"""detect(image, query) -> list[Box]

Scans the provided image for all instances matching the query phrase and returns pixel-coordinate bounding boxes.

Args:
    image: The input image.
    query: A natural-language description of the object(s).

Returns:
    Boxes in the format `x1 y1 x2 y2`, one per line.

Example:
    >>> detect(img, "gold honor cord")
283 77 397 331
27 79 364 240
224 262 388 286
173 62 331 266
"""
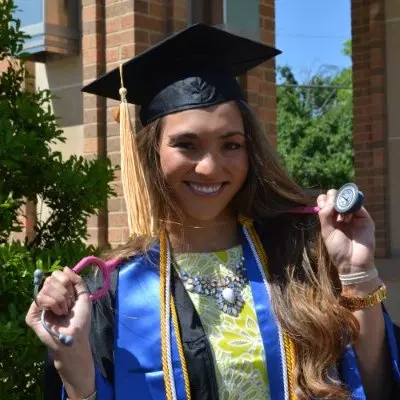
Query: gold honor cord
171 297 192 400
160 230 174 400
283 333 296 400
160 230 191 400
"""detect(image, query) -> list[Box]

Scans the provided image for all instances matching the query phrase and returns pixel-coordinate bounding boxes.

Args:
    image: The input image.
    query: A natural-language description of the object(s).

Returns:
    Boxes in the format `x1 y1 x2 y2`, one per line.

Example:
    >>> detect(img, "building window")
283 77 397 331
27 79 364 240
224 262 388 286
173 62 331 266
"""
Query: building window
14 0 80 62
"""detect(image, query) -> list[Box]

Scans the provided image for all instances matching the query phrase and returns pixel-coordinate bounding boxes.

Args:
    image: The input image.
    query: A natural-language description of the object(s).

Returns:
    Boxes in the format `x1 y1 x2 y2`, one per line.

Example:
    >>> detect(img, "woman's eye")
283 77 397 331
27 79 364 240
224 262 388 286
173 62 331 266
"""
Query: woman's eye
223 142 242 151
174 142 196 150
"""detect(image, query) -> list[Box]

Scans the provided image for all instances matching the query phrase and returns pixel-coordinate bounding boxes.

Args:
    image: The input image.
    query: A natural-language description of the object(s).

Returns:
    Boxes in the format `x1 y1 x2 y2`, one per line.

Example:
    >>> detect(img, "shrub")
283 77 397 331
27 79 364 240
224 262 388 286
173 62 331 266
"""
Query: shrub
0 242 100 399
0 1 115 398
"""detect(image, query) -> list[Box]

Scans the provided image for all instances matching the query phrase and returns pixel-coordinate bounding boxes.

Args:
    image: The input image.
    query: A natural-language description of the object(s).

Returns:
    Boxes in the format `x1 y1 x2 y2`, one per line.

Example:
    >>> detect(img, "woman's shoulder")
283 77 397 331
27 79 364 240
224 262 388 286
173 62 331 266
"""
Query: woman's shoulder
103 236 159 262
118 241 160 271
82 239 159 296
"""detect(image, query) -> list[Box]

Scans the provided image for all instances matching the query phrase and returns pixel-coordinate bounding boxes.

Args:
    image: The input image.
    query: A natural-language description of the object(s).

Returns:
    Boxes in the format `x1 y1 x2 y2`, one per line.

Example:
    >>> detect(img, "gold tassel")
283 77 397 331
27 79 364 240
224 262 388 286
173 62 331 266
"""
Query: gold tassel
118 65 154 237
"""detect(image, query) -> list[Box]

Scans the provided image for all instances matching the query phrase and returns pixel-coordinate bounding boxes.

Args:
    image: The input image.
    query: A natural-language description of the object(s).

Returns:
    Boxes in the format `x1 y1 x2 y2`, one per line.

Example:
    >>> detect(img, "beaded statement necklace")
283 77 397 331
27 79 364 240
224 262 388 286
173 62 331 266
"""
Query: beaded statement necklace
177 255 247 317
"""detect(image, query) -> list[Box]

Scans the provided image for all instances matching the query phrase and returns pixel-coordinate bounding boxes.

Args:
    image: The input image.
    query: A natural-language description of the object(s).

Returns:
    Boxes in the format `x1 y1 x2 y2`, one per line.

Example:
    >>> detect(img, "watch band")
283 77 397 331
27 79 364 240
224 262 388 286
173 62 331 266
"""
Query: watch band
339 284 387 311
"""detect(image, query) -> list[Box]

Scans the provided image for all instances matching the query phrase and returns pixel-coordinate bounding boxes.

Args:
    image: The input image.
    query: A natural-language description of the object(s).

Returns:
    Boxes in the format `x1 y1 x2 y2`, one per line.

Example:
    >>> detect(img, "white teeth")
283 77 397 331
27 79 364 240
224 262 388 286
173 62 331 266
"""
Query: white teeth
189 183 222 194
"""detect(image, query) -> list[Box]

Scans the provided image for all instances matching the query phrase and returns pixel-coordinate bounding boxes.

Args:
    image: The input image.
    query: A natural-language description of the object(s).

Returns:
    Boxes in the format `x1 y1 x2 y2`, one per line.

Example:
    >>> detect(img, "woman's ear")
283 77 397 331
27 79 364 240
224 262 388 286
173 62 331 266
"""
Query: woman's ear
113 106 120 123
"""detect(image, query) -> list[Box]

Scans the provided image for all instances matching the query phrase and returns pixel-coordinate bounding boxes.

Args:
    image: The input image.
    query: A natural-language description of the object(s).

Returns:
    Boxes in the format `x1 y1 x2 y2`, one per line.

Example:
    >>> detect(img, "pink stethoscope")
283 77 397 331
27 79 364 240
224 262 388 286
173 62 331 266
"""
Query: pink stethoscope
34 183 363 345
33 257 121 345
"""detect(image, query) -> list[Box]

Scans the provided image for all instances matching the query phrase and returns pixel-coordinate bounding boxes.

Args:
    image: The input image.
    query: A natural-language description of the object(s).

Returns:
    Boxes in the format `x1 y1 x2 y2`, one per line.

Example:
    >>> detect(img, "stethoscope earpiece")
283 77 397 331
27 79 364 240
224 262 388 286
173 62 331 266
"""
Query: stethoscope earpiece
58 333 74 346
33 269 43 307
40 309 74 345
33 269 44 285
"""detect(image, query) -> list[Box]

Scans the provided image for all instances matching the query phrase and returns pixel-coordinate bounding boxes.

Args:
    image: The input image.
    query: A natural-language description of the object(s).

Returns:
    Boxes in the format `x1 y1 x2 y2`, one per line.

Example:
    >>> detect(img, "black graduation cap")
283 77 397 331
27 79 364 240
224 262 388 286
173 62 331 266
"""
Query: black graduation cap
82 23 281 126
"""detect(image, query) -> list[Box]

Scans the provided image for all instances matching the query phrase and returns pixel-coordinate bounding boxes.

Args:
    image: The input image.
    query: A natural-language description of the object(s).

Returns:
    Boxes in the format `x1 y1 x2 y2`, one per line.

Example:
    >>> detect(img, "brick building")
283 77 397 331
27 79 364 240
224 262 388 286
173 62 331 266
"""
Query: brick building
14 0 400 320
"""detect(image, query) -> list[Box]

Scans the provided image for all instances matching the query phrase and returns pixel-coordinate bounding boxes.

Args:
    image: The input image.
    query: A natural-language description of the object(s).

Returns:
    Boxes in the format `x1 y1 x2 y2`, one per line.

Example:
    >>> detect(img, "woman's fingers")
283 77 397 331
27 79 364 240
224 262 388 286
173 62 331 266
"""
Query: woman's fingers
317 189 337 236
35 292 66 316
35 269 80 315
53 270 77 310
63 267 88 294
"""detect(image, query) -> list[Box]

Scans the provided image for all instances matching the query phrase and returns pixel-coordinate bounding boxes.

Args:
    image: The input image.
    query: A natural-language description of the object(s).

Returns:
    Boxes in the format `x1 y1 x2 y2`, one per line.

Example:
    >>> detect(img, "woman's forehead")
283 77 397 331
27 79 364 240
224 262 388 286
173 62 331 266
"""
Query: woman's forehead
161 102 244 135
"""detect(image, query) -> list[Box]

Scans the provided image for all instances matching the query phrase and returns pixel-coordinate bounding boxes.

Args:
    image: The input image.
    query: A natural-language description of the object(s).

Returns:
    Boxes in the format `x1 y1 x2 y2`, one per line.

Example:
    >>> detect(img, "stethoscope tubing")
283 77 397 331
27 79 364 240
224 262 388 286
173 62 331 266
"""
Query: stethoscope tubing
33 183 363 345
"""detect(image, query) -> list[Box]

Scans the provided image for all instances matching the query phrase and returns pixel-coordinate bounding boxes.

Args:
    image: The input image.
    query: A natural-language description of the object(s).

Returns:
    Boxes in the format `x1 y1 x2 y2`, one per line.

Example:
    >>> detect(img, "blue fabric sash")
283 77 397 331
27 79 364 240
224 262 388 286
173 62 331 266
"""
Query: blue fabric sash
240 228 288 400
114 245 187 400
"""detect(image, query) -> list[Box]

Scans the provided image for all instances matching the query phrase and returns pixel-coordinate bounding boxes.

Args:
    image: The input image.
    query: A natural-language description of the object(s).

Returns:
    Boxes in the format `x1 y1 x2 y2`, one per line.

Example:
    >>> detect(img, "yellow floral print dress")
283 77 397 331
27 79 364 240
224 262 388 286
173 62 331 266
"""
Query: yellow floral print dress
174 246 270 400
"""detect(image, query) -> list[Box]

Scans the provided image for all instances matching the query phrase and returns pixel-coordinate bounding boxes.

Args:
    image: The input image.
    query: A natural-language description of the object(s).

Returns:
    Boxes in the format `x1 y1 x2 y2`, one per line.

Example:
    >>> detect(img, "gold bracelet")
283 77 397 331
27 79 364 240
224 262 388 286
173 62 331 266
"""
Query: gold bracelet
339 284 387 311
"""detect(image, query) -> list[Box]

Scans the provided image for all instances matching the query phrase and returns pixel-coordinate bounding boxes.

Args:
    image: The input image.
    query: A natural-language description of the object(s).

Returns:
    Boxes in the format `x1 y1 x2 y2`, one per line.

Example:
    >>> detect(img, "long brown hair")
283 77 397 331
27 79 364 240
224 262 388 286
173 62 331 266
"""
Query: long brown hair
107 100 359 399
236 101 359 399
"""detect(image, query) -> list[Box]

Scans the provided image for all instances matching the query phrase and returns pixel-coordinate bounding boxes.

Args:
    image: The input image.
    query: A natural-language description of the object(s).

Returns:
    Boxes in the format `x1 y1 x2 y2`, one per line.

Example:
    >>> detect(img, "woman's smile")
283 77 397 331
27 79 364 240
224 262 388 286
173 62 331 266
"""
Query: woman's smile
185 181 227 196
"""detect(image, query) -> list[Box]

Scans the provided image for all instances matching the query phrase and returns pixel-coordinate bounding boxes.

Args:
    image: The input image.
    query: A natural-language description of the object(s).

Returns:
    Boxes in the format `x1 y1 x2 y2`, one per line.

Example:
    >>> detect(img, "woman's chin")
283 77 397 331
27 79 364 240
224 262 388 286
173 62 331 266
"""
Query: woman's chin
181 207 235 224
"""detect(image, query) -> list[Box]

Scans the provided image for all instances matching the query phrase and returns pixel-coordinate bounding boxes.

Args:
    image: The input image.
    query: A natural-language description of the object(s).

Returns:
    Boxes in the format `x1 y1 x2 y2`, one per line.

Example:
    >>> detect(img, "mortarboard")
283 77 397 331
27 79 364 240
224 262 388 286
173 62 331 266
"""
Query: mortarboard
81 24 281 238
82 23 281 126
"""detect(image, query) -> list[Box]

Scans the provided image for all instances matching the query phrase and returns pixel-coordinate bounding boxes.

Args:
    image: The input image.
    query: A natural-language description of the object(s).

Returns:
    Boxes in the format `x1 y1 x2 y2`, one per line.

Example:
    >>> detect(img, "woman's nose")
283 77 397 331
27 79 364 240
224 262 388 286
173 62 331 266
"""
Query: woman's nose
194 152 222 176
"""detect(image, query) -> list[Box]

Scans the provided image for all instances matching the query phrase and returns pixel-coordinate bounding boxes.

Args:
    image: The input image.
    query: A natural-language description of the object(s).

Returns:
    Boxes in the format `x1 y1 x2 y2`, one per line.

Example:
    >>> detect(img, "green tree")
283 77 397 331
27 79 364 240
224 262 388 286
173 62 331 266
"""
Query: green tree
0 0 115 247
0 1 115 398
277 42 353 190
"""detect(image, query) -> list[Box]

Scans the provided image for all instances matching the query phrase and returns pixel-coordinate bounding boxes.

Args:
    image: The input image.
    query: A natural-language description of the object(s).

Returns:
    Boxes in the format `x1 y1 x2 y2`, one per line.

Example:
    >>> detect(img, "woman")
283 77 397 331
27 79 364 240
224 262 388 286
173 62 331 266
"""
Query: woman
26 24 399 400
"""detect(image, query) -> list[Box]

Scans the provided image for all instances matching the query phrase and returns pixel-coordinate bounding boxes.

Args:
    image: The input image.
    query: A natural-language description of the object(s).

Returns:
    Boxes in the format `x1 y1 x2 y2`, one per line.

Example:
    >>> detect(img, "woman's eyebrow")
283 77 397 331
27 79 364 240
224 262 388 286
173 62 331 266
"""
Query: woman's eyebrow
168 131 245 141
168 132 199 141
219 131 245 139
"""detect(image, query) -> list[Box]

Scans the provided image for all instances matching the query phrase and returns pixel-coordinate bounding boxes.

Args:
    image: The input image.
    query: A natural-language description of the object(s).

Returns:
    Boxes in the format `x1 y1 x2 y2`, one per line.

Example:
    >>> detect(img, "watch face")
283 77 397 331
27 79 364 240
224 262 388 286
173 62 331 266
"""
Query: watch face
335 183 360 213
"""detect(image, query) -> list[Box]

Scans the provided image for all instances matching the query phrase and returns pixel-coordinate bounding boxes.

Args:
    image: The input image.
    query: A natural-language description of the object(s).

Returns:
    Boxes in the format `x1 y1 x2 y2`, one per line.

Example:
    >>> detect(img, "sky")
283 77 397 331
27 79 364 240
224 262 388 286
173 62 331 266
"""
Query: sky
275 0 351 82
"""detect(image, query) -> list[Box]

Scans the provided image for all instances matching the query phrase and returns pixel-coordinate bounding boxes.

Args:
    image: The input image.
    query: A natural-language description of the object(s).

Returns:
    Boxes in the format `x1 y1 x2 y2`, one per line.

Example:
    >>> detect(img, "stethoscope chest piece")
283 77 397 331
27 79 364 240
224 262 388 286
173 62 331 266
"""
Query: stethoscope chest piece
334 183 364 214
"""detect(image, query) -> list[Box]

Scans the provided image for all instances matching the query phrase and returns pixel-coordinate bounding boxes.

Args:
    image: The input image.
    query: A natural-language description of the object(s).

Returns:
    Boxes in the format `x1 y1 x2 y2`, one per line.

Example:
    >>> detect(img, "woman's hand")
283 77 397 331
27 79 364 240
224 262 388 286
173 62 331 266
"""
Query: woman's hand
317 189 375 274
26 267 92 353
26 267 96 399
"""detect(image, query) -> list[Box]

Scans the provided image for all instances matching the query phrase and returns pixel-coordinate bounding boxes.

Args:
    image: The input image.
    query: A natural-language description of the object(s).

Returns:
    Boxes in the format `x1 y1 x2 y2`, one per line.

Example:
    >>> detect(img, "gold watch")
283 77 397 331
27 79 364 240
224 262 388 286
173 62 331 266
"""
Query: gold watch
339 284 387 311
